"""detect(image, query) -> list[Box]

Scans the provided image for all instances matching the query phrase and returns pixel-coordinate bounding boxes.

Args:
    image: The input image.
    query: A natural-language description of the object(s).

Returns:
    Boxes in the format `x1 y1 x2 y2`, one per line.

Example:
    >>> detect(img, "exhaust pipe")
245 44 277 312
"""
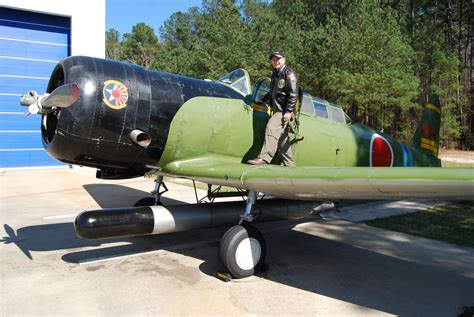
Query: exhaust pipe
75 199 334 240
130 129 152 147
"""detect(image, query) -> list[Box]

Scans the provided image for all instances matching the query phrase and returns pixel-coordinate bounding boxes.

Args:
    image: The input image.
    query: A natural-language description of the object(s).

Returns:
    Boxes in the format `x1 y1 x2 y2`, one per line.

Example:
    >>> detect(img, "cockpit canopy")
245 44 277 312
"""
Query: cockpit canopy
216 68 251 96
301 94 353 124
216 68 352 124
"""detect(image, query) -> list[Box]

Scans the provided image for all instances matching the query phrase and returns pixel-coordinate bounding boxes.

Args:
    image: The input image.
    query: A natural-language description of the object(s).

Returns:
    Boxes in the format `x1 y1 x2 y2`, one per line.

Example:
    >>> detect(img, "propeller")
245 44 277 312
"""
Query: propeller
20 83 81 115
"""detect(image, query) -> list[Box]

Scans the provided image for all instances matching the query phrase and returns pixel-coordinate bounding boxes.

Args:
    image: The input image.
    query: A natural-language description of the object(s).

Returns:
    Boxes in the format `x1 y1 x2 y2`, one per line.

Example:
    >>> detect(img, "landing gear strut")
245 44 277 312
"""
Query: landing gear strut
218 190 267 278
133 175 168 207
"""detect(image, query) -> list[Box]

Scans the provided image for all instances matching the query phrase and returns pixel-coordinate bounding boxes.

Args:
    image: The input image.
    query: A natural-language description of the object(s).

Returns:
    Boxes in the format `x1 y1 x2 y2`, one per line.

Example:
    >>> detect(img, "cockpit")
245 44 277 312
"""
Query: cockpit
216 68 352 125
216 69 252 96
300 94 352 124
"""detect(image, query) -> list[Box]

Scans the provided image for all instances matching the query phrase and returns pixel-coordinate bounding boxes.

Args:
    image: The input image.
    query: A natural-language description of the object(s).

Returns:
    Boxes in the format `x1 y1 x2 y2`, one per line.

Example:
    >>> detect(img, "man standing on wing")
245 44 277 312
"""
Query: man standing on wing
247 51 298 166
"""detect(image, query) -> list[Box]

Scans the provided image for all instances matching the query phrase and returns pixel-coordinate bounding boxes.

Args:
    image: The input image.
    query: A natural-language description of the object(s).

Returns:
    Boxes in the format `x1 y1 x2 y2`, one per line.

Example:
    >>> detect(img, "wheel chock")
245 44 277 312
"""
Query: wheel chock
215 272 232 282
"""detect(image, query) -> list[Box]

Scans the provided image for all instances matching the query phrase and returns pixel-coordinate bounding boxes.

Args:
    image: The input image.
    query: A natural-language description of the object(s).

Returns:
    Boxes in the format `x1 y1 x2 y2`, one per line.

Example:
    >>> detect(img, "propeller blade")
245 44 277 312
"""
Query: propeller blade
42 83 81 109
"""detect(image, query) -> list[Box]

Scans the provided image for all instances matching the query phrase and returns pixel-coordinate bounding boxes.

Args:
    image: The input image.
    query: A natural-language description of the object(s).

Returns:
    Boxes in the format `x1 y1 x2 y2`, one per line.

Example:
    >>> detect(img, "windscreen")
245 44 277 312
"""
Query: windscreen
217 69 251 96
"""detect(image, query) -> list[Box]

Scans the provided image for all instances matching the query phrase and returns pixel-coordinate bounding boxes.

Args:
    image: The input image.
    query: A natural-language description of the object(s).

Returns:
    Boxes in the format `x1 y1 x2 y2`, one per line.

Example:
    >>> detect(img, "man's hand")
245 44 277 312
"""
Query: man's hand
283 111 292 123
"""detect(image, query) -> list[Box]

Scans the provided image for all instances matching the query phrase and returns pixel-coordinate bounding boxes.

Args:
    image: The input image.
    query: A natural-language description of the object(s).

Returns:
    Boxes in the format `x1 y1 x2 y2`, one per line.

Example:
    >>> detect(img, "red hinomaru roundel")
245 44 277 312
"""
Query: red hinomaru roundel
370 134 394 167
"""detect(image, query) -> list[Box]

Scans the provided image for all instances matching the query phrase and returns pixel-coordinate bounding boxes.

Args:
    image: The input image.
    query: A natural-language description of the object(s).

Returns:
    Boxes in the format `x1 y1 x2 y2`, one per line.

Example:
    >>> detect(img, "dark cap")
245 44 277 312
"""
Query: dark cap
269 51 285 59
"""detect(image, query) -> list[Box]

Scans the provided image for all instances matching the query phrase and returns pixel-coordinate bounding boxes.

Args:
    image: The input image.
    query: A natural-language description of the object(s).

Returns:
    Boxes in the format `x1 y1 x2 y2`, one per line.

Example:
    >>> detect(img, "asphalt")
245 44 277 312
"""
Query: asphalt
1 167 473 316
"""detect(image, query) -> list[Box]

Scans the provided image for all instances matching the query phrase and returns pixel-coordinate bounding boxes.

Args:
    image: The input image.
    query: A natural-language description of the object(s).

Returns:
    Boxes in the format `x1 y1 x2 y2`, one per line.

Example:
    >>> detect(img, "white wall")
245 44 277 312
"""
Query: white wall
1 0 105 57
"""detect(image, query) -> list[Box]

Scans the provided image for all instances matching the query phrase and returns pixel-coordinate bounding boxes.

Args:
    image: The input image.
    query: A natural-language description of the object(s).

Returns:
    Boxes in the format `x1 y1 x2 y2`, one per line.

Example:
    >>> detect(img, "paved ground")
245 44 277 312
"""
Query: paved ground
1 167 473 316
321 200 450 222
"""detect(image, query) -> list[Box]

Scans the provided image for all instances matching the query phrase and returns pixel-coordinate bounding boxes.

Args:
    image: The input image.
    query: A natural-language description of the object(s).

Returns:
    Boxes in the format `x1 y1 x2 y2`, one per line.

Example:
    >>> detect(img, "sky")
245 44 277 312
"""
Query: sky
106 0 202 37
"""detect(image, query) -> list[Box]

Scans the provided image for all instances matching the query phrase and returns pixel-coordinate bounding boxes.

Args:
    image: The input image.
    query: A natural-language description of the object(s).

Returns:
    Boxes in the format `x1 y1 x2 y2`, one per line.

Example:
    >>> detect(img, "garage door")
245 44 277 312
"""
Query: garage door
0 7 70 168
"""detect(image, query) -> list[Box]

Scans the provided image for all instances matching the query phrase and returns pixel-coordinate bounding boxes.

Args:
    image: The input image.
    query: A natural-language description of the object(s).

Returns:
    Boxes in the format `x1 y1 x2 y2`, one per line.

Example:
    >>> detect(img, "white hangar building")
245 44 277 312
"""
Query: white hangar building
0 0 105 168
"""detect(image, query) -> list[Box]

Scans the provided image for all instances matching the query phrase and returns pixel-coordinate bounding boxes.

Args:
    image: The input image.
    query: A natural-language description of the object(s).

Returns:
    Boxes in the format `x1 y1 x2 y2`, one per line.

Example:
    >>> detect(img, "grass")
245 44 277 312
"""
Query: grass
365 201 474 248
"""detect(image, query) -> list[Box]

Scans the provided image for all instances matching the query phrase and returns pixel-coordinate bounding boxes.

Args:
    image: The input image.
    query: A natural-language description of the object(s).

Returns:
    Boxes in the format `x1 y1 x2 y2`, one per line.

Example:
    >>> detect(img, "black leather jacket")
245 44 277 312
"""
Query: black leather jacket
262 65 298 113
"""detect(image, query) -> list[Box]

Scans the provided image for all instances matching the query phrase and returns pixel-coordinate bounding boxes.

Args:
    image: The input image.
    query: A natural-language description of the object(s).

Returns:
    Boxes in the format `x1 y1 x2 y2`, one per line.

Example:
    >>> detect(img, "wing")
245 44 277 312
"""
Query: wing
160 154 473 200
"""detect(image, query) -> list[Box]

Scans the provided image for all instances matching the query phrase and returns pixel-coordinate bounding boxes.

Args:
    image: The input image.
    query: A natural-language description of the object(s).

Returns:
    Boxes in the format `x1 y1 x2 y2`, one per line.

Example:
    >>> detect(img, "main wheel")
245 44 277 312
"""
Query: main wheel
218 224 266 278
133 197 162 207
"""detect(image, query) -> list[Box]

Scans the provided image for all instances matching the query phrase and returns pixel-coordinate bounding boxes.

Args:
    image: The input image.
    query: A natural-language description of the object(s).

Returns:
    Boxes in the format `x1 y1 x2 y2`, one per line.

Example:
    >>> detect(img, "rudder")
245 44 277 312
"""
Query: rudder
411 94 442 157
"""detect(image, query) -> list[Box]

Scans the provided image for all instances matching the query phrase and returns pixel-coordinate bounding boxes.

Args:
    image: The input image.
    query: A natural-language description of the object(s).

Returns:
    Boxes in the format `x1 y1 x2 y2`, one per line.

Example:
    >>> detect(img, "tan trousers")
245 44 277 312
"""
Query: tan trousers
259 111 295 166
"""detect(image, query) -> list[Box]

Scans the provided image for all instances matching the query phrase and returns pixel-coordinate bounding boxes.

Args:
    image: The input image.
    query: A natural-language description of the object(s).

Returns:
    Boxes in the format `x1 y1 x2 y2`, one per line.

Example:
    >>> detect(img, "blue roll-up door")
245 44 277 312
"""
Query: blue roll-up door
0 7 70 168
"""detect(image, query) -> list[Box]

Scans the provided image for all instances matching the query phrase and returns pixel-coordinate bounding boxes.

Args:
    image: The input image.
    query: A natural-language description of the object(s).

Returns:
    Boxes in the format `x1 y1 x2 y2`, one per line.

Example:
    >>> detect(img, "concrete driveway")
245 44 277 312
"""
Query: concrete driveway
1 167 473 316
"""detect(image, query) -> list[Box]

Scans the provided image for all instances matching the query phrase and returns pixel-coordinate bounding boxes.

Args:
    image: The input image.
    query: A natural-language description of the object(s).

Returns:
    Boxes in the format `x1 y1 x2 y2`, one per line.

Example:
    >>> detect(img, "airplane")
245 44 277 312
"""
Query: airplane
20 55 473 279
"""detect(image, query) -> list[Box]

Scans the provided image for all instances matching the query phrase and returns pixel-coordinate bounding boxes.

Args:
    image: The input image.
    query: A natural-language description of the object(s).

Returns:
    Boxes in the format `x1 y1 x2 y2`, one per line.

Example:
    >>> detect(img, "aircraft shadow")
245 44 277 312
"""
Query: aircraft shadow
0 219 222 262
60 218 473 316
1 223 118 260
1 184 190 260
3 213 472 315
199 222 474 316
82 183 185 208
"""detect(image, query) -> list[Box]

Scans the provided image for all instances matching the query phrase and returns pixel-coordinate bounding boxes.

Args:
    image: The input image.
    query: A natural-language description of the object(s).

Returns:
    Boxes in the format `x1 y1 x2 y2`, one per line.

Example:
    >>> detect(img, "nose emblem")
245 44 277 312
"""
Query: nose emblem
103 80 128 110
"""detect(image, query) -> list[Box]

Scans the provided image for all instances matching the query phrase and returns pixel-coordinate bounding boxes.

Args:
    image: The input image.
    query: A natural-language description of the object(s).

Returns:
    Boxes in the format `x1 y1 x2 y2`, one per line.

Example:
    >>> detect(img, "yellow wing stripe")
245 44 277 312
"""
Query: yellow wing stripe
426 103 441 114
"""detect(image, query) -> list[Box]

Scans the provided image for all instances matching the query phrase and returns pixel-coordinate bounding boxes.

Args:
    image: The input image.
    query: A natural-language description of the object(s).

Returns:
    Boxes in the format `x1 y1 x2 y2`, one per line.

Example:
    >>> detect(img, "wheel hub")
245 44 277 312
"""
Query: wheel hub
235 237 261 270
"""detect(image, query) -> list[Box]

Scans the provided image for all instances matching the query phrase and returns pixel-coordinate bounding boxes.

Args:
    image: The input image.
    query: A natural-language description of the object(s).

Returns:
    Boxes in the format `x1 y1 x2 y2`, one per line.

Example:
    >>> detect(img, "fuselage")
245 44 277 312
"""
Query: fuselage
39 56 440 178
157 96 441 170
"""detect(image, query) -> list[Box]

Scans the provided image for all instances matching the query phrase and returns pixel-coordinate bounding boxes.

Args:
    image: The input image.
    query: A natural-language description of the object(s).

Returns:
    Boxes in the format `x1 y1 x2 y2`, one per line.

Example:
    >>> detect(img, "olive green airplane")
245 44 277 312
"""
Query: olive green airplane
21 56 473 278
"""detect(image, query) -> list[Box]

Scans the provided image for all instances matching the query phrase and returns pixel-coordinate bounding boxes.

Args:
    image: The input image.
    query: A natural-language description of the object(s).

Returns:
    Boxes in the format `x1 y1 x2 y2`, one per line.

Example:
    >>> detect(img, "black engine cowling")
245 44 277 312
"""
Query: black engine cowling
42 56 242 179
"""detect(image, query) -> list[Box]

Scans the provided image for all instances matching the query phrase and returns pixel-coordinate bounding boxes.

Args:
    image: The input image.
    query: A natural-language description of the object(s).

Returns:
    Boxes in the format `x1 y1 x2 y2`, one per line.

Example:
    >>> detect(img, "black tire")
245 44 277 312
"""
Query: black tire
218 224 266 278
133 197 162 207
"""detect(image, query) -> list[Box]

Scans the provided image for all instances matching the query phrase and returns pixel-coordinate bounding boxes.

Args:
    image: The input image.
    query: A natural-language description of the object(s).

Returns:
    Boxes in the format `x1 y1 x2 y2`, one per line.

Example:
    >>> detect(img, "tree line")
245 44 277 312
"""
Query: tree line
106 0 472 149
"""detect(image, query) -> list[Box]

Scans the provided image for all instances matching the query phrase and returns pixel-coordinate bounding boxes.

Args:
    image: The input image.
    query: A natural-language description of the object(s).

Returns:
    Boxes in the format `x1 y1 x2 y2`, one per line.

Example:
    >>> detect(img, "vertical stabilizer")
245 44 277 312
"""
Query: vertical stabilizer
411 94 442 157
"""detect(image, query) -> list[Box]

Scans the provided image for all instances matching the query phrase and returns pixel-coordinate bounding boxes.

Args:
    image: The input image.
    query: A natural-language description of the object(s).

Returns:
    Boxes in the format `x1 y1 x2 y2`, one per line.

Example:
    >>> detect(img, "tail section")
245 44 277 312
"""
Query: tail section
411 94 441 157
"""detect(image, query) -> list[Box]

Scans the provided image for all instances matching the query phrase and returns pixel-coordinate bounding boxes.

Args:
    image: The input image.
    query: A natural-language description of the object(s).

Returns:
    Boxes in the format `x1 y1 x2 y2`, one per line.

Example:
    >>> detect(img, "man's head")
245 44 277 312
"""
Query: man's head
269 51 286 70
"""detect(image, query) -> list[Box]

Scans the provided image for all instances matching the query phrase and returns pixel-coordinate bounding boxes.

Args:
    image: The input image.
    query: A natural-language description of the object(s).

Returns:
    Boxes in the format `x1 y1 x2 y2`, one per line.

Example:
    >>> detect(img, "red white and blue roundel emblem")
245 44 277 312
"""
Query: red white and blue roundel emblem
370 134 394 167
103 80 128 109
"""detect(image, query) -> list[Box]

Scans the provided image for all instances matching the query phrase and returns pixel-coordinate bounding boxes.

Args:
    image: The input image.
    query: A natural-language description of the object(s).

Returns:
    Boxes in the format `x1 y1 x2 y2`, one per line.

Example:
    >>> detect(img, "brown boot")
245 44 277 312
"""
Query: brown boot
247 158 268 165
